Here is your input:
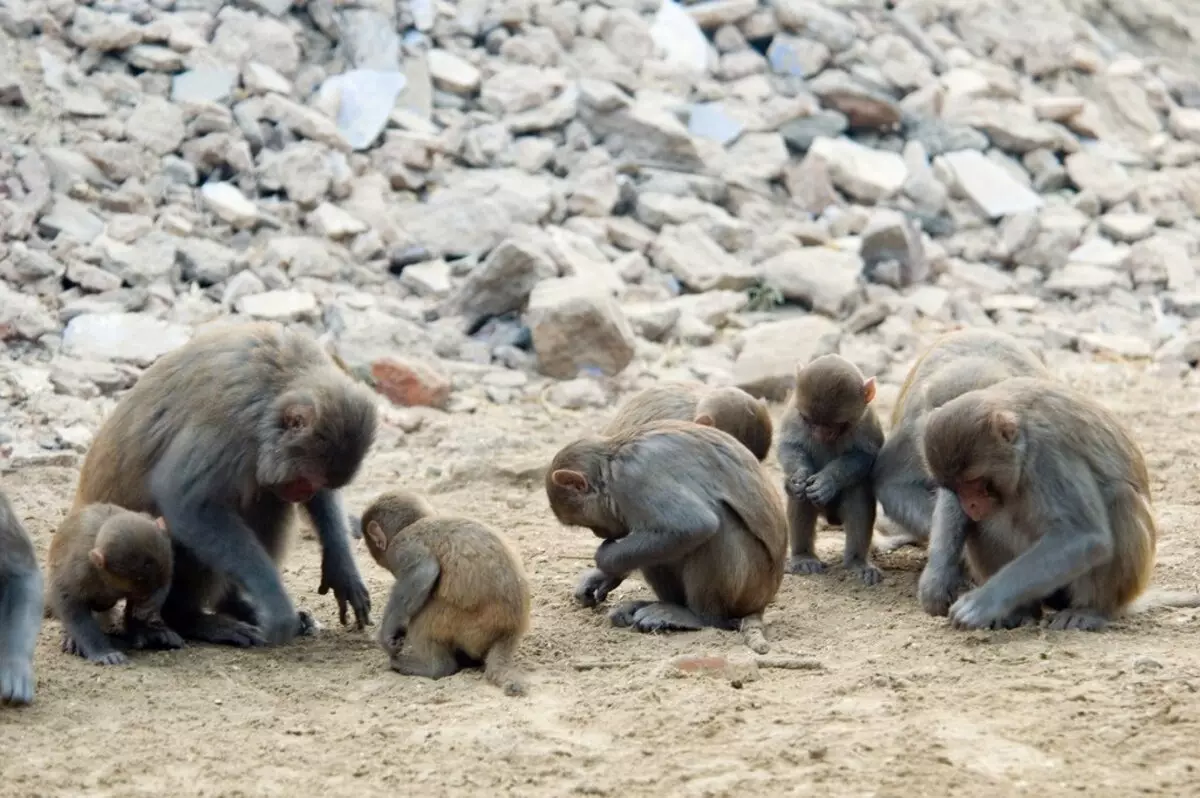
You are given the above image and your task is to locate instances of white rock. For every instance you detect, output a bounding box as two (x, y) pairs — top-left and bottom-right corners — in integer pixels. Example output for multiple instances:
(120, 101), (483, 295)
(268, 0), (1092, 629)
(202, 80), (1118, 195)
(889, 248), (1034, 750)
(62, 313), (192, 366)
(235, 290), (320, 321)
(651, 0), (711, 73)
(201, 182), (259, 227)
(938, 149), (1044, 218)
(427, 49), (481, 95)
(808, 136), (907, 202)
(308, 202), (368, 239)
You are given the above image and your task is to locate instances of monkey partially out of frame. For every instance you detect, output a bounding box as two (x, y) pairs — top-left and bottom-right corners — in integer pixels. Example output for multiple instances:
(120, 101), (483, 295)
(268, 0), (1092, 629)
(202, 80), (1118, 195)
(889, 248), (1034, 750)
(0, 489), (43, 706)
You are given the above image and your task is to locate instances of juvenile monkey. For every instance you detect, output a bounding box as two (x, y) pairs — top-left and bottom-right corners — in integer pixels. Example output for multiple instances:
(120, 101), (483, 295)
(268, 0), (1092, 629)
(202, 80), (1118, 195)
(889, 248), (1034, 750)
(602, 382), (774, 461)
(872, 329), (1050, 549)
(918, 377), (1157, 631)
(777, 355), (885, 584)
(0, 489), (43, 705)
(72, 321), (378, 648)
(48, 504), (179, 664)
(361, 491), (530, 696)
(547, 420), (787, 653)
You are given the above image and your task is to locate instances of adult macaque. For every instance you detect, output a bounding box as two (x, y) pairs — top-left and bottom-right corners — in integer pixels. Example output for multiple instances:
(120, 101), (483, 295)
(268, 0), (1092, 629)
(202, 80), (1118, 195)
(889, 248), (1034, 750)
(776, 355), (885, 584)
(361, 491), (530, 696)
(48, 504), (179, 664)
(72, 322), (378, 648)
(603, 383), (774, 461)
(873, 329), (1050, 549)
(0, 489), (43, 705)
(547, 420), (787, 653)
(918, 377), (1156, 631)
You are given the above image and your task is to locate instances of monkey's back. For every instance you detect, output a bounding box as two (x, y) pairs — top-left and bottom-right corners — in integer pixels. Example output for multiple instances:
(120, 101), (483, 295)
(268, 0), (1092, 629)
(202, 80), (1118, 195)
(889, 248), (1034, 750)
(407, 517), (530, 650)
(601, 383), (703, 436)
(892, 329), (1049, 428)
(73, 322), (340, 513)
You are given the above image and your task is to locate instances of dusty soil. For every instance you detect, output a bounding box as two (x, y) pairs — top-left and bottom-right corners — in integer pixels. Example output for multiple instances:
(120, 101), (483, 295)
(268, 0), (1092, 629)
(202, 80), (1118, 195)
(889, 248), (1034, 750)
(3, 350), (1200, 798)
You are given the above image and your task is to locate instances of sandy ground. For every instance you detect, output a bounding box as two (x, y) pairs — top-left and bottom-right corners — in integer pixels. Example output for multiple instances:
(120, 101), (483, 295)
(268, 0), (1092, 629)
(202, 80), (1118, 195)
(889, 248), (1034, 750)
(2, 349), (1200, 798)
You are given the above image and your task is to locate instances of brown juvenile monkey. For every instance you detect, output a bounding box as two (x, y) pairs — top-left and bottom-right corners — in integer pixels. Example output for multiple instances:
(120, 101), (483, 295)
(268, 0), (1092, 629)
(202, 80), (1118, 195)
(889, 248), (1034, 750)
(776, 355), (885, 584)
(0, 489), (43, 705)
(360, 491), (530, 696)
(602, 382), (774, 461)
(918, 377), (1157, 631)
(72, 321), (378, 648)
(547, 420), (787, 653)
(48, 504), (179, 664)
(872, 328), (1050, 551)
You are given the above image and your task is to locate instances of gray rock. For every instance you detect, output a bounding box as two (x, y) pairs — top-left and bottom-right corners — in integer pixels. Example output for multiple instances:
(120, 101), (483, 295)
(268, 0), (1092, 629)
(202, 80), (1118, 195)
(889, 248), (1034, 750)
(2, 242), (65, 283)
(201, 182), (259, 228)
(126, 97), (186, 156)
(99, 232), (178, 286)
(450, 238), (557, 323)
(235, 290), (320, 321)
(686, 0), (757, 29)
(774, 0), (856, 52)
(1099, 213), (1156, 243)
(903, 118), (989, 156)
(733, 315), (842, 400)
(177, 237), (238, 285)
(428, 49), (481, 95)
(262, 236), (345, 280)
(172, 69), (240, 104)
(125, 45), (185, 72)
(0, 284), (57, 341)
(40, 195), (105, 243)
(1064, 151), (1133, 208)
(582, 95), (705, 171)
(62, 313), (192, 366)
(759, 248), (862, 317)
(767, 34), (830, 78)
(259, 142), (334, 208)
(809, 70), (901, 131)
(337, 10), (400, 71)
(650, 223), (757, 292)
(688, 102), (744, 145)
(726, 133), (789, 182)
(526, 276), (636, 379)
(860, 209), (929, 287)
(68, 7), (142, 51)
(938, 149), (1043, 219)
(808, 136), (907, 202)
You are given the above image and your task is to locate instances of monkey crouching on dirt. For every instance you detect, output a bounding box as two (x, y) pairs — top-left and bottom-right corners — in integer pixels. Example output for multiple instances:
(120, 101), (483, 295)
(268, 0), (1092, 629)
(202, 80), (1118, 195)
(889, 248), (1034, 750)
(872, 328), (1051, 551)
(547, 420), (787, 653)
(0, 489), (43, 705)
(602, 382), (774, 462)
(361, 490), (531, 696)
(71, 321), (378, 649)
(777, 355), (885, 584)
(48, 503), (179, 665)
(918, 377), (1160, 631)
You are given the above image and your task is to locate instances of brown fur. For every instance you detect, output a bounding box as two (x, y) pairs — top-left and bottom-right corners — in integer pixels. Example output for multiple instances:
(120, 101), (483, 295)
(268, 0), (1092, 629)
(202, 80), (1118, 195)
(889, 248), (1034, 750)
(547, 420), (786, 652)
(362, 491), (531, 696)
(602, 382), (774, 461)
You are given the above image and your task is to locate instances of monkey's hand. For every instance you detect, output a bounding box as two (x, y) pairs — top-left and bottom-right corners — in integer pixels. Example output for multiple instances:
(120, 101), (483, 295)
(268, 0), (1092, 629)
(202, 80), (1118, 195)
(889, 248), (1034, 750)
(318, 554), (372, 629)
(574, 568), (624, 608)
(127, 622), (185, 651)
(804, 471), (839, 506)
(947, 587), (1014, 630)
(785, 468), (812, 498)
(917, 564), (961, 617)
(377, 624), (405, 656)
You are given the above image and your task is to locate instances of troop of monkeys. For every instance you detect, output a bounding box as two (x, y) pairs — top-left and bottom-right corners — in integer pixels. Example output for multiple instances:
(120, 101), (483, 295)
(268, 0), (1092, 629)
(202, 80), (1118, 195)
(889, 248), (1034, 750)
(0, 321), (1191, 708)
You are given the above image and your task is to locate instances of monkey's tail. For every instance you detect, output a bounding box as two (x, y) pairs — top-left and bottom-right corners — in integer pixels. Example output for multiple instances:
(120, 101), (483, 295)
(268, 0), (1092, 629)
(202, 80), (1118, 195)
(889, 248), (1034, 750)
(484, 636), (527, 697)
(1126, 588), (1200, 614)
(740, 614), (770, 655)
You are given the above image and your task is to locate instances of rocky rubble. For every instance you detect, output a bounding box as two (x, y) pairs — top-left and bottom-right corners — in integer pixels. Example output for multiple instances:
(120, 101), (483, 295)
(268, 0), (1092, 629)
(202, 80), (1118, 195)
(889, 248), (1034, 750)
(3, 0), (1200, 462)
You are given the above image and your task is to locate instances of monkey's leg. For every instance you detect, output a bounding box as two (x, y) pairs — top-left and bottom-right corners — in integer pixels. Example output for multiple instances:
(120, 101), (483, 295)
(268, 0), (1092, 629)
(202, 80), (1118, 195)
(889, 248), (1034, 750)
(305, 490), (371, 629)
(872, 433), (935, 542)
(161, 549), (266, 648)
(786, 496), (826, 575)
(917, 489), (973, 616)
(483, 635), (527, 697)
(376, 541), (439, 654)
(839, 486), (882, 585)
(0, 565), (43, 705)
(389, 636), (460, 680)
(216, 579), (319, 638)
(124, 584), (184, 651)
(610, 565), (682, 628)
(57, 600), (128, 665)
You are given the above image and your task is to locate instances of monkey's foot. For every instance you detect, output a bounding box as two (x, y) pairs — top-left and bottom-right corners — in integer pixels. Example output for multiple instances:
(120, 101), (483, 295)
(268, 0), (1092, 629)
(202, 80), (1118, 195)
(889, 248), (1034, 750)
(787, 555), (826, 575)
(608, 600), (652, 628)
(296, 610), (320, 637)
(846, 559), (883, 586)
(62, 634), (129, 665)
(630, 603), (705, 633)
(917, 568), (965, 617)
(1047, 609), (1109, 632)
(0, 657), (34, 706)
(389, 650), (459, 680)
(126, 622), (185, 651)
(176, 613), (266, 647)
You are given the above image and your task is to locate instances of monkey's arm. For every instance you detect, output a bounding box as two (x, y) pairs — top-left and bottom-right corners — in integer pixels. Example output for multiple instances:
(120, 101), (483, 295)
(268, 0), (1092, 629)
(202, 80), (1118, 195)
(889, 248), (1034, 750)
(777, 436), (816, 497)
(917, 488), (970, 616)
(594, 488), (720, 574)
(306, 490), (371, 628)
(806, 442), (878, 506)
(55, 594), (126, 664)
(0, 564), (42, 703)
(377, 540), (440, 654)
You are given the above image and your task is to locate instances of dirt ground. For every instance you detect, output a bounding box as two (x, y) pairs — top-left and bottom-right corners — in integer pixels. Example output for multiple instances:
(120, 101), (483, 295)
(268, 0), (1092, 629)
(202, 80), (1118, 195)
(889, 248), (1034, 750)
(3, 347), (1200, 798)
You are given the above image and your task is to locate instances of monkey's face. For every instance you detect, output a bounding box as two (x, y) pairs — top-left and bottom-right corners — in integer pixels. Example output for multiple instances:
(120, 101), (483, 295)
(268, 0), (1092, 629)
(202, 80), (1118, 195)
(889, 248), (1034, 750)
(922, 399), (1022, 522)
(793, 362), (870, 445)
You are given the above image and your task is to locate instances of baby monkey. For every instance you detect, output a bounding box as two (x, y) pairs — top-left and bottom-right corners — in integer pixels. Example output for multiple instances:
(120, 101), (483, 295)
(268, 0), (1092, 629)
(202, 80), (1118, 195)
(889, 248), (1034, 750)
(777, 355), (885, 584)
(603, 382), (774, 461)
(48, 503), (180, 665)
(361, 491), (531, 696)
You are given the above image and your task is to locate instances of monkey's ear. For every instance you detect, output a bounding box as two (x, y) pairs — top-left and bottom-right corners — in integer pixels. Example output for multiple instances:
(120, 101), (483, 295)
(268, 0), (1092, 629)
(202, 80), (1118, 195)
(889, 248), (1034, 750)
(281, 401), (317, 431)
(551, 469), (589, 492)
(365, 520), (386, 552)
(88, 549), (106, 571)
(862, 376), (877, 404)
(991, 410), (1019, 444)
(694, 413), (715, 427)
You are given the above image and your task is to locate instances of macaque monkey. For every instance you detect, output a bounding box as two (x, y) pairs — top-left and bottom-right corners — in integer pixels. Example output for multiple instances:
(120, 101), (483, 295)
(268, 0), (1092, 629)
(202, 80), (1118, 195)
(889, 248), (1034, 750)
(547, 420), (787, 653)
(918, 377), (1157, 631)
(0, 489), (43, 705)
(48, 504), (179, 664)
(603, 382), (774, 461)
(777, 355), (885, 584)
(72, 322), (378, 648)
(361, 491), (530, 696)
(872, 329), (1050, 550)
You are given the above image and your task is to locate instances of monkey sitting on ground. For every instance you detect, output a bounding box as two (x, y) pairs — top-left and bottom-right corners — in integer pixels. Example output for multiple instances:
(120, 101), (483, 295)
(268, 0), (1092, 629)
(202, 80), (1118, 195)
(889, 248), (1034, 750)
(71, 321), (378, 648)
(602, 382), (774, 461)
(776, 355), (885, 584)
(918, 377), (1164, 631)
(547, 419), (787, 653)
(48, 503), (180, 664)
(0, 489), (43, 705)
(872, 328), (1050, 552)
(361, 491), (530, 696)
